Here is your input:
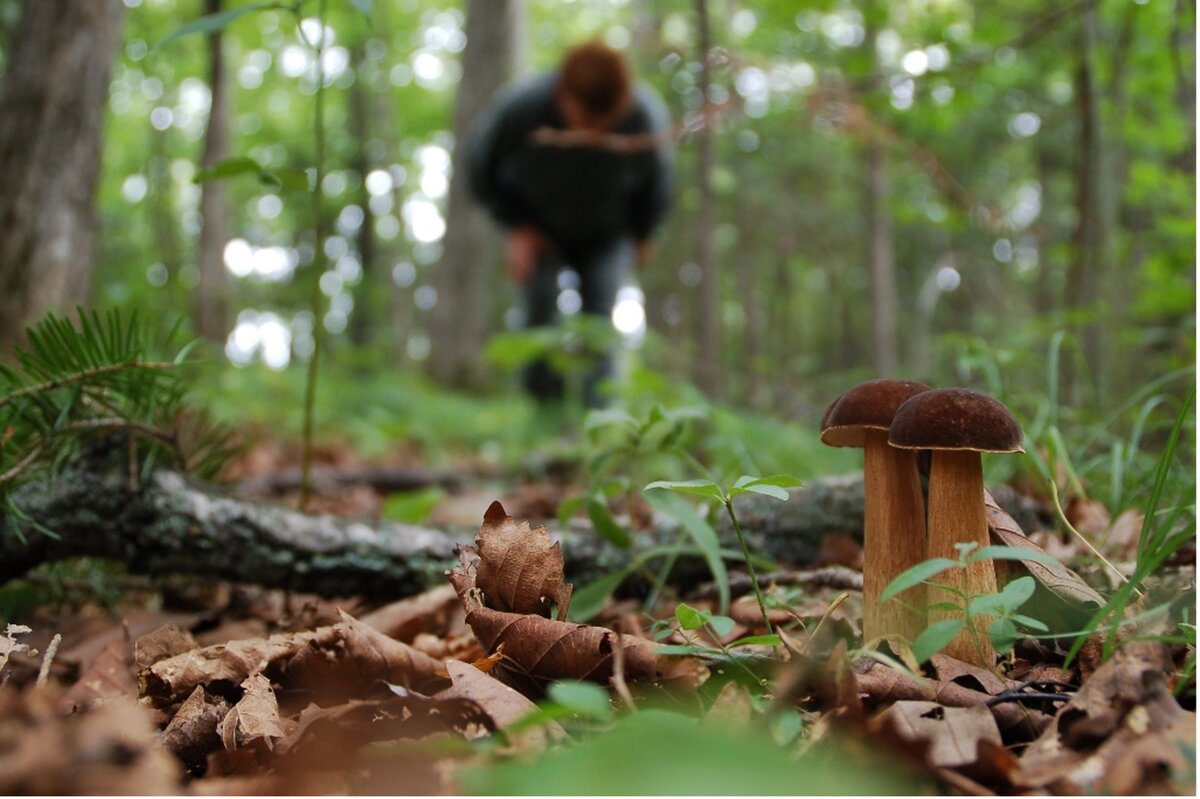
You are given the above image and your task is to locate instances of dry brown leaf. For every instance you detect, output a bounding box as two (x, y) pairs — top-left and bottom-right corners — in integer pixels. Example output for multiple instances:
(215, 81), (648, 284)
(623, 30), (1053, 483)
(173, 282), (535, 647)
(0, 624), (34, 674)
(449, 545), (706, 690)
(1066, 496), (1111, 536)
(0, 687), (180, 794)
(473, 500), (573, 620)
(142, 610), (446, 707)
(872, 701), (1002, 769)
(359, 583), (463, 642)
(440, 659), (565, 743)
(58, 638), (137, 713)
(985, 490), (1105, 617)
(141, 627), (327, 707)
(133, 623), (199, 670)
(219, 674), (287, 752)
(1014, 640), (1195, 794)
(276, 689), (492, 767)
(281, 609), (447, 697)
(160, 685), (231, 772)
(855, 658), (1052, 740)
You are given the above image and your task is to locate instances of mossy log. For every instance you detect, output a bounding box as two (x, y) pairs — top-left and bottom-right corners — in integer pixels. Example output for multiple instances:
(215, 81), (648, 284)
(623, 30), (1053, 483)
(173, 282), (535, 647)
(1, 469), (1048, 600)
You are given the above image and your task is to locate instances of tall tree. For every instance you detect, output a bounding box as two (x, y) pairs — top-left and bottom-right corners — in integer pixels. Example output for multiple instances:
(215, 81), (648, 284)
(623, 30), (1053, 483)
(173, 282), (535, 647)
(0, 0), (124, 356)
(692, 0), (721, 397)
(862, 1), (899, 377)
(428, 0), (524, 388)
(195, 0), (232, 343)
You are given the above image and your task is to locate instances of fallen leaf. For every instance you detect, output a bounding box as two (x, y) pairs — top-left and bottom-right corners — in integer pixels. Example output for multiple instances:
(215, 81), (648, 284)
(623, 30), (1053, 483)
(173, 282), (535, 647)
(133, 624), (199, 670)
(439, 660), (566, 743)
(142, 610), (446, 707)
(1014, 640), (1195, 794)
(281, 609), (448, 698)
(160, 685), (231, 772)
(359, 583), (462, 642)
(449, 545), (706, 691)
(0, 687), (180, 794)
(871, 701), (1002, 769)
(58, 638), (137, 713)
(0, 624), (34, 674)
(473, 500), (572, 620)
(219, 674), (286, 752)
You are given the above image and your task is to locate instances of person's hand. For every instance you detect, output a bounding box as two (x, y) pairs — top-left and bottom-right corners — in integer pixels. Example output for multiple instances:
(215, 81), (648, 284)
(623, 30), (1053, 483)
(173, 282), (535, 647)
(506, 226), (544, 284)
(635, 240), (656, 268)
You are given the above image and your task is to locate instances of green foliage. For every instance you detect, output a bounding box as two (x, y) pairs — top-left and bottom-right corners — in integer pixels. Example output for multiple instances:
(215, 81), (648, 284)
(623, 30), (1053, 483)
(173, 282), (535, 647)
(882, 545), (1059, 663)
(465, 707), (924, 795)
(0, 310), (233, 517)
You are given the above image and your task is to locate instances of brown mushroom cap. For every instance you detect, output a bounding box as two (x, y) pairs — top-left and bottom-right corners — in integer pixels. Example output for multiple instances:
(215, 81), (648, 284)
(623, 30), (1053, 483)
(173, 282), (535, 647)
(820, 378), (933, 447)
(889, 388), (1024, 453)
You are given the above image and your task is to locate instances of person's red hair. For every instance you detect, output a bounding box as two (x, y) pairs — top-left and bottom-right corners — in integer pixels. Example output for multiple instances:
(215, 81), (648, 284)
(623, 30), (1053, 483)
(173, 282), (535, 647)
(558, 41), (632, 120)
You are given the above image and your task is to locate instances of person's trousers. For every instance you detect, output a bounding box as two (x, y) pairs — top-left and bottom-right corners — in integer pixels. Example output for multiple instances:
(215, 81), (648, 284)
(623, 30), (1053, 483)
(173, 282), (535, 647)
(522, 238), (634, 407)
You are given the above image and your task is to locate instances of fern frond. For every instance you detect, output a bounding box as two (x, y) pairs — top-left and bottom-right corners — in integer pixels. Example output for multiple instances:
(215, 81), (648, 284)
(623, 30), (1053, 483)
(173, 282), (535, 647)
(0, 309), (236, 504)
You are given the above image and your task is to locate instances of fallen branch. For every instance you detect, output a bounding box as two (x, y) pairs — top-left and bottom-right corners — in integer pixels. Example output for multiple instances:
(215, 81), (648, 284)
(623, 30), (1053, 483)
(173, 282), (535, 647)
(1, 468), (1051, 601)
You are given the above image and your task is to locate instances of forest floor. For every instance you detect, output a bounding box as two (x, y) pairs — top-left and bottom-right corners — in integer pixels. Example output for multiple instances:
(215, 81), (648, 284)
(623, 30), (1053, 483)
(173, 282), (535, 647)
(0, 433), (1195, 795)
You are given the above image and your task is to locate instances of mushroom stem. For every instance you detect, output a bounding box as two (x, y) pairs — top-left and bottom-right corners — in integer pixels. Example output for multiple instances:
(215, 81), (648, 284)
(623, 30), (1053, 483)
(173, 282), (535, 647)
(925, 449), (997, 665)
(862, 429), (927, 645)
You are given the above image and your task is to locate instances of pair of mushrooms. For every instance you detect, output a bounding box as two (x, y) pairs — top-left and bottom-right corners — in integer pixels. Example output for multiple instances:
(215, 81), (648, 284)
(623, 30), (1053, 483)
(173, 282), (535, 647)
(821, 380), (1023, 665)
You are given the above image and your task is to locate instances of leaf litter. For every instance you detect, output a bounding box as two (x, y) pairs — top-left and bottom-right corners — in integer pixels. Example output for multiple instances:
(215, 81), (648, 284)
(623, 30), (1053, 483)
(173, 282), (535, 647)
(0, 494), (1192, 795)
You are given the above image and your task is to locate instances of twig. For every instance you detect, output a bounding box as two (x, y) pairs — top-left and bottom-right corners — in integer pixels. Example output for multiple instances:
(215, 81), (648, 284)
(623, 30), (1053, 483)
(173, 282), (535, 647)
(610, 629), (637, 712)
(36, 633), (61, 688)
(1047, 479), (1139, 595)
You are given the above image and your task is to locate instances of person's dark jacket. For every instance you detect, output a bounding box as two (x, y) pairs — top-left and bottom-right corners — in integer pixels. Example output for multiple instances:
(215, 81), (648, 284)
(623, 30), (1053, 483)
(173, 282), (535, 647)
(463, 72), (673, 259)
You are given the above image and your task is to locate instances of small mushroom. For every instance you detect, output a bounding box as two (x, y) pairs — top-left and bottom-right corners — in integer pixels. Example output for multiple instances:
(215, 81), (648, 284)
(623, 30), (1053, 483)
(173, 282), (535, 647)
(889, 388), (1024, 666)
(821, 378), (932, 646)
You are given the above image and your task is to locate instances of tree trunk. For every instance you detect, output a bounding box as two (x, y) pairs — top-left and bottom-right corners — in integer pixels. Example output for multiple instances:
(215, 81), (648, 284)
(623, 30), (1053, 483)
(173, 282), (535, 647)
(349, 43), (376, 349)
(195, 0), (232, 344)
(692, 0), (722, 397)
(0, 0), (124, 357)
(1064, 4), (1107, 401)
(863, 6), (899, 377)
(427, 0), (524, 388)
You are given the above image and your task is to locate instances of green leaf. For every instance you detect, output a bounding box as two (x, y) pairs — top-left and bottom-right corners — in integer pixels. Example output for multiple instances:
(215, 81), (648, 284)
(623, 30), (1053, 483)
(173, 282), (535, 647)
(380, 487), (445, 524)
(193, 155), (280, 188)
(911, 618), (965, 663)
(567, 569), (630, 622)
(346, 0), (372, 19)
(644, 490), (730, 614)
(556, 495), (587, 535)
(728, 483), (790, 501)
(587, 497), (632, 549)
(645, 479), (725, 504)
(967, 545), (1064, 568)
(728, 634), (781, 648)
(546, 680), (613, 722)
(968, 576), (1036, 617)
(989, 617), (1019, 652)
(735, 474), (804, 489)
(1010, 614), (1050, 633)
(654, 644), (718, 657)
(155, 2), (282, 51)
(707, 614), (736, 638)
(881, 558), (960, 602)
(675, 602), (707, 631)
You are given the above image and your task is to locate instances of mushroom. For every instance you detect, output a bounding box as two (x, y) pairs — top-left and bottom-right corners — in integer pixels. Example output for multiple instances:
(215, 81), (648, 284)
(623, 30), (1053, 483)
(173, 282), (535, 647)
(821, 378), (932, 646)
(889, 388), (1024, 666)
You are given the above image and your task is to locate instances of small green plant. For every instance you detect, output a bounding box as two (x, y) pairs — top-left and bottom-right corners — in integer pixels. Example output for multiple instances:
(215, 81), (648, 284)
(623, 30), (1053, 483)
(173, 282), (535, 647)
(881, 543), (1063, 664)
(0, 310), (233, 521)
(651, 602), (780, 691)
(1063, 384), (1196, 666)
(645, 474), (803, 636)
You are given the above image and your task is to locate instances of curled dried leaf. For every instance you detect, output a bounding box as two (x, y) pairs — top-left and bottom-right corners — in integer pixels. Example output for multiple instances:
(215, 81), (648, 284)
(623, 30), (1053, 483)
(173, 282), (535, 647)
(450, 545), (706, 690)
(473, 500), (573, 620)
